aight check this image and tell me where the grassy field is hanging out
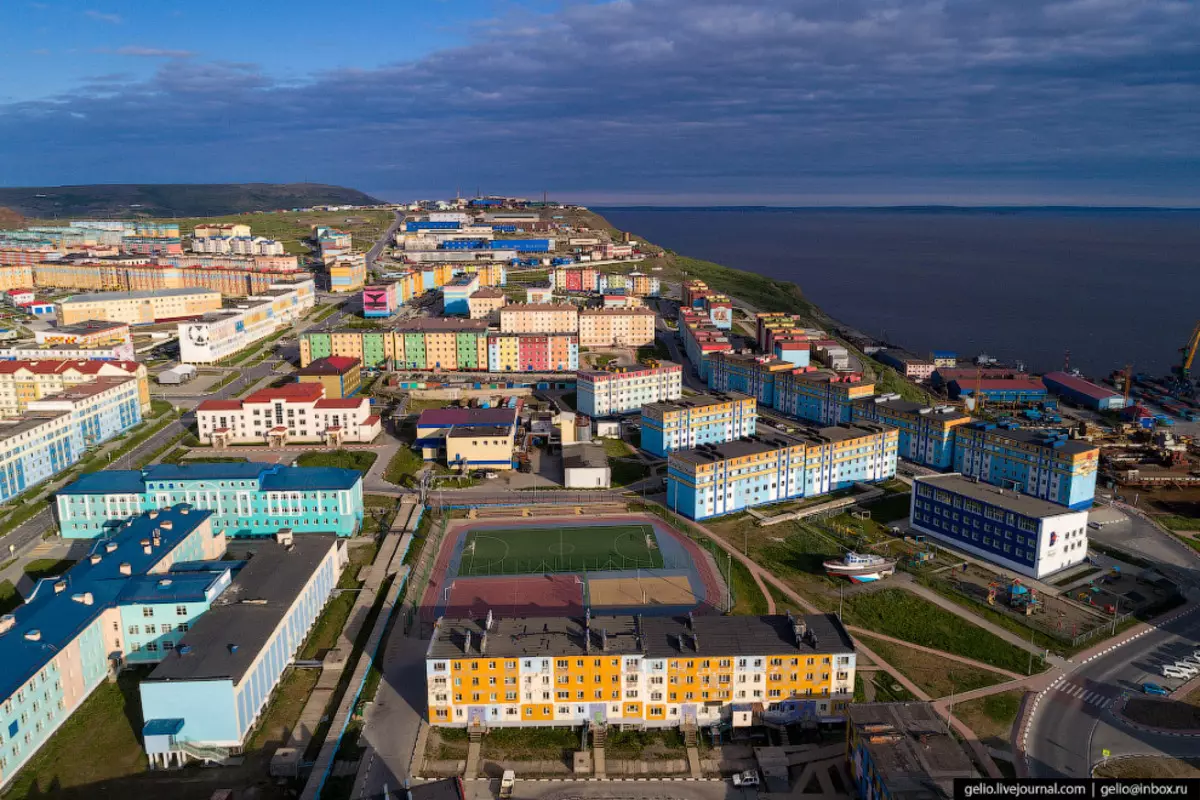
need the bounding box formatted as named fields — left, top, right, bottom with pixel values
left=855, top=670, right=919, bottom=703
left=691, top=534, right=769, bottom=615
left=1095, top=757, right=1200, bottom=779
left=842, top=588, right=1045, bottom=674
left=953, top=689, right=1025, bottom=750
left=611, top=459, right=651, bottom=487
left=23, top=558, right=76, bottom=583
left=854, top=633, right=1009, bottom=698
left=0, top=580, right=20, bottom=615
left=159, top=209, right=395, bottom=256
left=384, top=446, right=424, bottom=486
left=458, top=524, right=664, bottom=576
left=480, top=727, right=580, bottom=762
left=294, top=449, right=378, bottom=473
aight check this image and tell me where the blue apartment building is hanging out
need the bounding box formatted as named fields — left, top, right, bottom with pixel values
left=706, top=352, right=796, bottom=407
left=640, top=392, right=757, bottom=458
left=54, top=462, right=365, bottom=539
left=851, top=396, right=971, bottom=469
left=951, top=422, right=1099, bottom=510
left=774, top=371, right=876, bottom=426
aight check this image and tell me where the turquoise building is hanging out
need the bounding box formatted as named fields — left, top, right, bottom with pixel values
left=951, top=422, right=1099, bottom=510
left=0, top=505, right=227, bottom=790
left=55, top=462, right=364, bottom=539
left=140, top=533, right=343, bottom=767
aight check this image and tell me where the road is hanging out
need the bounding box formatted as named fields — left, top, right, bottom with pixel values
left=1026, top=507, right=1200, bottom=777
left=366, top=210, right=403, bottom=269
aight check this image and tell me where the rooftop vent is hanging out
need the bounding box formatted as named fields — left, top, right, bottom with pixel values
left=159, top=520, right=173, bottom=531
left=89, top=554, right=101, bottom=565
left=228, top=644, right=239, bottom=654
left=71, top=592, right=94, bottom=605
left=158, top=578, right=173, bottom=588
left=53, top=580, right=67, bottom=594
left=24, top=630, right=41, bottom=642
left=180, top=507, right=189, bottom=515
left=149, top=510, right=159, bottom=519
left=275, top=529, right=293, bottom=547
left=105, top=542, right=118, bottom=553
left=0, top=615, right=15, bottom=635
left=119, top=562, right=132, bottom=576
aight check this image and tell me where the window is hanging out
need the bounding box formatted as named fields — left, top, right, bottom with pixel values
left=144, top=624, right=156, bottom=635
left=128, top=625, right=139, bottom=636
left=176, top=605, right=187, bottom=616
left=142, top=607, right=154, bottom=618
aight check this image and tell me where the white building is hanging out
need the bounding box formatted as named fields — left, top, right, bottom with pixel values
left=195, top=383, right=380, bottom=447
left=190, top=236, right=286, bottom=256
left=577, top=363, right=683, bottom=417
left=562, top=443, right=611, bottom=488
left=179, top=279, right=315, bottom=364
left=909, top=474, right=1089, bottom=580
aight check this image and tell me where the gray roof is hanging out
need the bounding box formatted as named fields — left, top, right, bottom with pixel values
left=642, top=391, right=753, bottom=416
left=858, top=397, right=969, bottom=422
left=446, top=424, right=513, bottom=438
left=960, top=423, right=1096, bottom=456
left=670, top=423, right=891, bottom=466
left=145, top=535, right=339, bottom=684
left=848, top=702, right=979, bottom=799
left=61, top=288, right=218, bottom=303
left=916, top=474, right=1083, bottom=519
left=427, top=614, right=853, bottom=660
left=562, top=442, right=608, bottom=469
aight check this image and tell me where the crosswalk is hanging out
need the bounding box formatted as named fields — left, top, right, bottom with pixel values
left=1055, top=681, right=1114, bottom=708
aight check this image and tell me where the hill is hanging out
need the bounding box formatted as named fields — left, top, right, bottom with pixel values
left=0, top=183, right=385, bottom=219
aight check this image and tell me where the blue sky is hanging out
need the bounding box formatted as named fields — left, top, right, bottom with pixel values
left=1, top=0, right=1198, bottom=205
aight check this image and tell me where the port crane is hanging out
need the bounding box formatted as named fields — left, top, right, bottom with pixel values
left=1167, top=322, right=1200, bottom=398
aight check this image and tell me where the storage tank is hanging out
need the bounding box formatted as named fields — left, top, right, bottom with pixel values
left=575, top=414, right=592, bottom=443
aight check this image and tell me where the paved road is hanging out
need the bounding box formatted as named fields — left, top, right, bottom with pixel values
left=366, top=211, right=403, bottom=269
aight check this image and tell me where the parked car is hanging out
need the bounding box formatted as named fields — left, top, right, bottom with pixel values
left=1143, top=683, right=1170, bottom=696
left=732, top=770, right=760, bottom=788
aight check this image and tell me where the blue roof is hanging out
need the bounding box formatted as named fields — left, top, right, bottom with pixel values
left=57, top=463, right=362, bottom=496
left=143, top=718, right=184, bottom=736
left=0, top=505, right=213, bottom=704
left=117, top=571, right=227, bottom=605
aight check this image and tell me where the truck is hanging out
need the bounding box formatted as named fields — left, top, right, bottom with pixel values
left=499, top=770, right=516, bottom=798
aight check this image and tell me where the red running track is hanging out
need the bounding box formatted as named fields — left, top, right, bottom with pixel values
left=441, top=574, right=585, bottom=619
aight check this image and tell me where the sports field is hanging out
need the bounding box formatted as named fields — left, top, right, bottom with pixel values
left=456, top=524, right=665, bottom=576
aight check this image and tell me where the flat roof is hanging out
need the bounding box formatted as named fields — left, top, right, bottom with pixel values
left=446, top=424, right=513, bottom=438
left=642, top=391, right=753, bottom=415
left=395, top=318, right=490, bottom=333
left=61, top=288, right=219, bottom=303
left=146, top=535, right=338, bottom=684
left=859, top=397, right=969, bottom=422
left=849, top=703, right=978, bottom=798
left=670, top=423, right=891, bottom=465
left=53, top=320, right=129, bottom=334
left=961, top=422, right=1096, bottom=455
left=56, top=462, right=362, bottom=495
left=916, top=474, right=1084, bottom=519
left=428, top=613, right=853, bottom=660
left=29, top=375, right=134, bottom=403
left=562, top=442, right=608, bottom=469
left=417, top=408, right=517, bottom=427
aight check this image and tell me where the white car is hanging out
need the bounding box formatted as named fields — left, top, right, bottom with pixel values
left=732, top=770, right=760, bottom=788
left=1171, top=662, right=1198, bottom=678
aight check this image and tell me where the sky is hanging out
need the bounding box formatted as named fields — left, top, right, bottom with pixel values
left=1, top=0, right=1198, bottom=205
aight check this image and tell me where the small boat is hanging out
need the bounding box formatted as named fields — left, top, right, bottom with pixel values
left=823, top=551, right=896, bottom=583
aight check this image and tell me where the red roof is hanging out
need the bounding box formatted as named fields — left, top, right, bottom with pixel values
left=364, top=414, right=380, bottom=425
left=1043, top=371, right=1117, bottom=401
left=301, top=355, right=360, bottom=373
left=315, top=398, right=368, bottom=410
left=957, top=378, right=1046, bottom=391
left=0, top=359, right=140, bottom=376
left=243, top=384, right=325, bottom=403
left=197, top=399, right=243, bottom=411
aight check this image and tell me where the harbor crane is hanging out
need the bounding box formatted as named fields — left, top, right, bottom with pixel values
left=1177, top=322, right=1200, bottom=380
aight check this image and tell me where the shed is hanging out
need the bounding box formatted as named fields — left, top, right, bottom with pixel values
left=158, top=364, right=197, bottom=385
left=562, top=442, right=611, bottom=488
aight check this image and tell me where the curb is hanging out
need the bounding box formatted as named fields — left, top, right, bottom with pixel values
left=1110, top=697, right=1200, bottom=739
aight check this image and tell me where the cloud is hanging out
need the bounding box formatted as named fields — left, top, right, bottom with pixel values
left=4, top=0, right=1200, bottom=202
left=115, top=46, right=196, bottom=58
left=84, top=9, right=121, bottom=24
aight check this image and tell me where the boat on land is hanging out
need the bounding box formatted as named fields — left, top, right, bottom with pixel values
left=823, top=551, right=896, bottom=583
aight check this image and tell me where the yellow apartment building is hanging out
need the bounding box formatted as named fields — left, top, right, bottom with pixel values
left=0, top=360, right=150, bottom=417
left=499, top=304, right=579, bottom=334
left=578, top=308, right=656, bottom=348
left=0, top=265, right=34, bottom=292
left=468, top=288, right=506, bottom=319
left=426, top=613, right=856, bottom=729
left=56, top=288, right=222, bottom=325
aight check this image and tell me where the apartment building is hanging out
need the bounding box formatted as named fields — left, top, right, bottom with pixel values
left=500, top=303, right=579, bottom=334
left=0, top=342, right=136, bottom=362
left=552, top=266, right=599, bottom=293
left=179, top=280, right=315, bottom=364
left=56, top=288, right=222, bottom=326
left=951, top=422, right=1099, bottom=510
left=25, top=377, right=144, bottom=453
left=911, top=474, right=1090, bottom=579
left=852, top=396, right=971, bottom=469
left=33, top=260, right=308, bottom=298
left=443, top=275, right=481, bottom=315
left=678, top=308, right=732, bottom=381
left=33, top=320, right=130, bottom=348
left=578, top=308, right=655, bottom=348
left=55, top=461, right=365, bottom=539
left=0, top=506, right=229, bottom=790
left=876, top=350, right=935, bottom=382
left=295, top=355, right=362, bottom=398
left=706, top=353, right=797, bottom=407
left=190, top=236, right=285, bottom=256
left=193, top=223, right=251, bottom=238
left=426, top=613, right=855, bottom=729
left=0, top=360, right=150, bottom=417
left=666, top=423, right=898, bottom=520
left=774, top=371, right=876, bottom=426
left=641, top=393, right=757, bottom=458
left=468, top=288, right=506, bottom=319
left=328, top=256, right=367, bottom=294
left=577, top=363, right=683, bottom=417
left=196, top=384, right=380, bottom=447
left=848, top=703, right=979, bottom=800
left=487, top=333, right=579, bottom=372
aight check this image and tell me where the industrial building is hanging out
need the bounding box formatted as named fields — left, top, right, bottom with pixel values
left=577, top=363, right=683, bottom=417
left=0, top=505, right=227, bottom=791
left=947, top=375, right=1048, bottom=406
left=774, top=370, right=876, bottom=426
left=852, top=396, right=971, bottom=469
left=178, top=279, right=315, bottom=364
left=952, top=422, right=1099, bottom=510
left=195, top=384, right=379, bottom=447
left=666, top=423, right=898, bottom=520
left=847, top=703, right=979, bottom=800
left=426, top=613, right=855, bottom=728
left=1042, top=371, right=1126, bottom=411
left=55, top=462, right=365, bottom=539
left=0, top=359, right=150, bottom=417
left=294, top=355, right=362, bottom=398
left=910, top=474, right=1090, bottom=579
left=641, top=392, right=757, bottom=458
left=415, top=407, right=519, bottom=469
left=706, top=352, right=796, bottom=407
left=141, top=532, right=344, bottom=767
left=56, top=288, right=222, bottom=326
left=578, top=308, right=656, bottom=348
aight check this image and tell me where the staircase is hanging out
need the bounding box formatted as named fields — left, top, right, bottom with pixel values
left=682, top=722, right=702, bottom=778
left=177, top=739, right=231, bottom=764
left=464, top=725, right=485, bottom=778
left=591, top=723, right=607, bottom=778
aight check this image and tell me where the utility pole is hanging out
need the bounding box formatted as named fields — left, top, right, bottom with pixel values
left=1027, top=626, right=1036, bottom=675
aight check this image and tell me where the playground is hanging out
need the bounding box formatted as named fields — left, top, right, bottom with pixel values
left=420, top=513, right=728, bottom=621
left=457, top=523, right=664, bottom=576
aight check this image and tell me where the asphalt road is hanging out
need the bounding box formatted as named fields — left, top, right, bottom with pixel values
left=367, top=210, right=403, bottom=269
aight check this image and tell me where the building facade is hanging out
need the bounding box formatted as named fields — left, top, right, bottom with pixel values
left=443, top=275, right=481, bottom=315
left=1042, top=371, right=1126, bottom=411
left=578, top=308, right=655, bottom=347
left=851, top=397, right=970, bottom=469
left=55, top=462, right=365, bottom=539
left=666, top=423, right=898, bottom=520
left=426, top=614, right=855, bottom=729
left=499, top=304, right=578, bottom=334
left=196, top=384, right=380, bottom=447
left=641, top=393, right=757, bottom=458
left=678, top=308, right=732, bottom=381
left=910, top=474, right=1089, bottom=579
left=875, top=350, right=935, bottom=381
left=951, top=423, right=1098, bottom=510
left=468, top=288, right=506, bottom=320
left=0, top=360, right=149, bottom=417
left=848, top=703, right=979, bottom=800
left=33, top=320, right=130, bottom=348
left=179, top=280, right=315, bottom=364
left=774, top=371, right=875, bottom=426
left=577, top=363, right=683, bottom=417
left=56, top=288, right=222, bottom=326
left=294, top=355, right=362, bottom=398
left=706, top=353, right=796, bottom=407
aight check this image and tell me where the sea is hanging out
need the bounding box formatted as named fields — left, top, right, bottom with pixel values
left=596, top=207, right=1200, bottom=379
